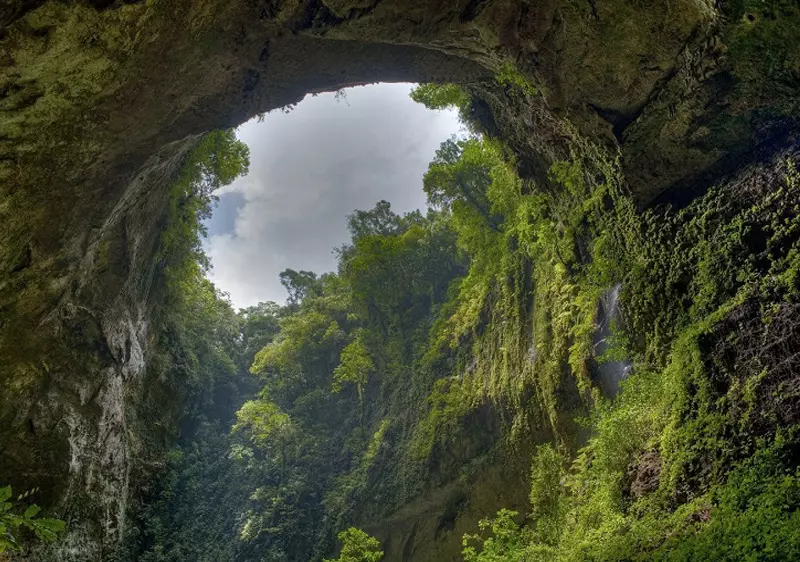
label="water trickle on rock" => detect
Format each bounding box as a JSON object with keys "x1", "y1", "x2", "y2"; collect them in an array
[{"x1": 593, "y1": 283, "x2": 633, "y2": 397}]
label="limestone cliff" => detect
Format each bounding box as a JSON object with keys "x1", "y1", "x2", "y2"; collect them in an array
[{"x1": 0, "y1": 0, "x2": 798, "y2": 559}]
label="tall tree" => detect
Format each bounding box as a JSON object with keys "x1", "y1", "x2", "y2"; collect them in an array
[{"x1": 279, "y1": 269, "x2": 319, "y2": 306}]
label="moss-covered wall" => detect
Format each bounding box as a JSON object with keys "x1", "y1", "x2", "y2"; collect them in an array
[{"x1": 0, "y1": 0, "x2": 798, "y2": 559}]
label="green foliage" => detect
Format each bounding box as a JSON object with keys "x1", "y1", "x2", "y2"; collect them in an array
[
  {"x1": 332, "y1": 334, "x2": 374, "y2": 401},
  {"x1": 345, "y1": 200, "x2": 415, "y2": 241},
  {"x1": 279, "y1": 269, "x2": 319, "y2": 306},
  {"x1": 415, "y1": 134, "x2": 616, "y2": 438},
  {"x1": 494, "y1": 61, "x2": 537, "y2": 97},
  {"x1": 341, "y1": 202, "x2": 464, "y2": 342},
  {"x1": 649, "y1": 435, "x2": 800, "y2": 562},
  {"x1": 0, "y1": 486, "x2": 65, "y2": 553},
  {"x1": 154, "y1": 130, "x2": 249, "y2": 291},
  {"x1": 456, "y1": 145, "x2": 800, "y2": 562},
  {"x1": 120, "y1": 128, "x2": 262, "y2": 562},
  {"x1": 144, "y1": 128, "x2": 250, "y2": 427},
  {"x1": 424, "y1": 137, "x2": 502, "y2": 233},
  {"x1": 409, "y1": 83, "x2": 471, "y2": 119},
  {"x1": 238, "y1": 301, "x2": 283, "y2": 368},
  {"x1": 726, "y1": 0, "x2": 800, "y2": 116},
  {"x1": 461, "y1": 433, "x2": 800, "y2": 562},
  {"x1": 528, "y1": 444, "x2": 568, "y2": 546},
  {"x1": 462, "y1": 509, "x2": 530, "y2": 562},
  {"x1": 133, "y1": 426, "x2": 253, "y2": 562},
  {"x1": 234, "y1": 399, "x2": 293, "y2": 447},
  {"x1": 408, "y1": 83, "x2": 489, "y2": 132},
  {"x1": 409, "y1": 377, "x2": 473, "y2": 459},
  {"x1": 250, "y1": 305, "x2": 348, "y2": 407},
  {"x1": 324, "y1": 528, "x2": 383, "y2": 562},
  {"x1": 191, "y1": 129, "x2": 251, "y2": 192},
  {"x1": 224, "y1": 200, "x2": 468, "y2": 560},
  {"x1": 137, "y1": 89, "x2": 800, "y2": 562},
  {"x1": 127, "y1": 296, "x2": 287, "y2": 562}
]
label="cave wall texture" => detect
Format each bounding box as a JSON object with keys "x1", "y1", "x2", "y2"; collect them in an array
[{"x1": 1, "y1": 0, "x2": 798, "y2": 559}]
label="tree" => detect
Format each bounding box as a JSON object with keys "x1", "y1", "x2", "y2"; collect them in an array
[
  {"x1": 233, "y1": 398, "x2": 294, "y2": 448},
  {"x1": 130, "y1": 128, "x2": 254, "y2": 562},
  {"x1": 238, "y1": 301, "x2": 284, "y2": 368},
  {"x1": 346, "y1": 200, "x2": 414, "y2": 241},
  {"x1": 324, "y1": 528, "x2": 383, "y2": 562},
  {"x1": 154, "y1": 129, "x2": 250, "y2": 302},
  {"x1": 423, "y1": 137, "x2": 501, "y2": 232},
  {"x1": 337, "y1": 201, "x2": 425, "y2": 263},
  {"x1": 194, "y1": 129, "x2": 251, "y2": 196},
  {"x1": 332, "y1": 335, "x2": 374, "y2": 402},
  {"x1": 461, "y1": 510, "x2": 530, "y2": 562},
  {"x1": 279, "y1": 269, "x2": 319, "y2": 305},
  {"x1": 342, "y1": 213, "x2": 464, "y2": 337},
  {"x1": 410, "y1": 83, "x2": 473, "y2": 124}
]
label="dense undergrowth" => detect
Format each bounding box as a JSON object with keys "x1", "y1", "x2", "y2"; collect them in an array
[
  {"x1": 119, "y1": 81, "x2": 800, "y2": 562},
  {"x1": 441, "y1": 106, "x2": 800, "y2": 559}
]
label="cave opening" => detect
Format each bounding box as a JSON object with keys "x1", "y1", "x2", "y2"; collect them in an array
[
  {"x1": 203, "y1": 82, "x2": 463, "y2": 308},
  {"x1": 3, "y1": 1, "x2": 800, "y2": 561}
]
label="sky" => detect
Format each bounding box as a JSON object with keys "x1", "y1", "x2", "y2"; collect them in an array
[{"x1": 204, "y1": 83, "x2": 462, "y2": 309}]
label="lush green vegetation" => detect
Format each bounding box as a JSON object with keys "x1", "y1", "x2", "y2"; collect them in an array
[
  {"x1": 116, "y1": 129, "x2": 259, "y2": 562},
  {"x1": 324, "y1": 528, "x2": 384, "y2": 562},
  {"x1": 0, "y1": 486, "x2": 65, "y2": 553},
  {"x1": 412, "y1": 84, "x2": 800, "y2": 562},
  {"x1": 125, "y1": 195, "x2": 469, "y2": 560},
  {"x1": 125, "y1": 85, "x2": 800, "y2": 562},
  {"x1": 229, "y1": 201, "x2": 468, "y2": 560}
]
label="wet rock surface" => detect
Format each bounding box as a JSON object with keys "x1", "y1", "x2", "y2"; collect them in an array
[{"x1": 592, "y1": 283, "x2": 632, "y2": 398}]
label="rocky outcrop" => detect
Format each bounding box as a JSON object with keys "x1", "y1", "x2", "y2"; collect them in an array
[
  {"x1": 0, "y1": 137, "x2": 195, "y2": 558},
  {"x1": 1, "y1": 0, "x2": 798, "y2": 558}
]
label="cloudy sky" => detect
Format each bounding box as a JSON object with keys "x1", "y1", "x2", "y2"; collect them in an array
[{"x1": 204, "y1": 83, "x2": 462, "y2": 309}]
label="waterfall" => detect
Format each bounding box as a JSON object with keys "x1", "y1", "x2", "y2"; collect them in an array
[{"x1": 593, "y1": 283, "x2": 633, "y2": 397}]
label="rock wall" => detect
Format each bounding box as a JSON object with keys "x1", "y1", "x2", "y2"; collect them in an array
[{"x1": 1, "y1": 0, "x2": 797, "y2": 558}]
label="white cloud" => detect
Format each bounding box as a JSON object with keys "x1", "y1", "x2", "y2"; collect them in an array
[{"x1": 204, "y1": 83, "x2": 462, "y2": 308}]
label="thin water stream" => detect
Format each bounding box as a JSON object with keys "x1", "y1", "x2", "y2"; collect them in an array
[{"x1": 593, "y1": 283, "x2": 633, "y2": 397}]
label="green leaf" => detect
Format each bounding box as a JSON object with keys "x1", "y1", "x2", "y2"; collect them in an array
[
  {"x1": 0, "y1": 487, "x2": 11, "y2": 503},
  {"x1": 23, "y1": 504, "x2": 41, "y2": 518},
  {"x1": 35, "y1": 518, "x2": 66, "y2": 533}
]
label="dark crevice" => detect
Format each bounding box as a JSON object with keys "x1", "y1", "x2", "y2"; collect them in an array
[
  {"x1": 312, "y1": 5, "x2": 345, "y2": 28},
  {"x1": 4, "y1": 86, "x2": 44, "y2": 112},
  {"x1": 341, "y1": 0, "x2": 383, "y2": 22},
  {"x1": 600, "y1": 20, "x2": 710, "y2": 145},
  {"x1": 295, "y1": 0, "x2": 332, "y2": 30},
  {"x1": 435, "y1": 488, "x2": 468, "y2": 537},
  {"x1": 303, "y1": 0, "x2": 383, "y2": 29},
  {"x1": 0, "y1": 83, "x2": 23, "y2": 100},
  {"x1": 402, "y1": 522, "x2": 418, "y2": 562},
  {"x1": 586, "y1": 0, "x2": 598, "y2": 21},
  {"x1": 650, "y1": 122, "x2": 800, "y2": 210},
  {"x1": 0, "y1": 0, "x2": 46, "y2": 31},
  {"x1": 459, "y1": 0, "x2": 490, "y2": 23},
  {"x1": 88, "y1": 0, "x2": 117, "y2": 10},
  {"x1": 589, "y1": 58, "x2": 679, "y2": 143},
  {"x1": 10, "y1": 244, "x2": 32, "y2": 274},
  {"x1": 589, "y1": 103, "x2": 643, "y2": 143},
  {"x1": 243, "y1": 68, "x2": 260, "y2": 92},
  {"x1": 467, "y1": 95, "x2": 500, "y2": 138}
]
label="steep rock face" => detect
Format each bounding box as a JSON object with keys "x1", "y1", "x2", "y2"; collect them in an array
[
  {"x1": 0, "y1": 136, "x2": 196, "y2": 558},
  {"x1": 0, "y1": 0, "x2": 798, "y2": 558}
]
